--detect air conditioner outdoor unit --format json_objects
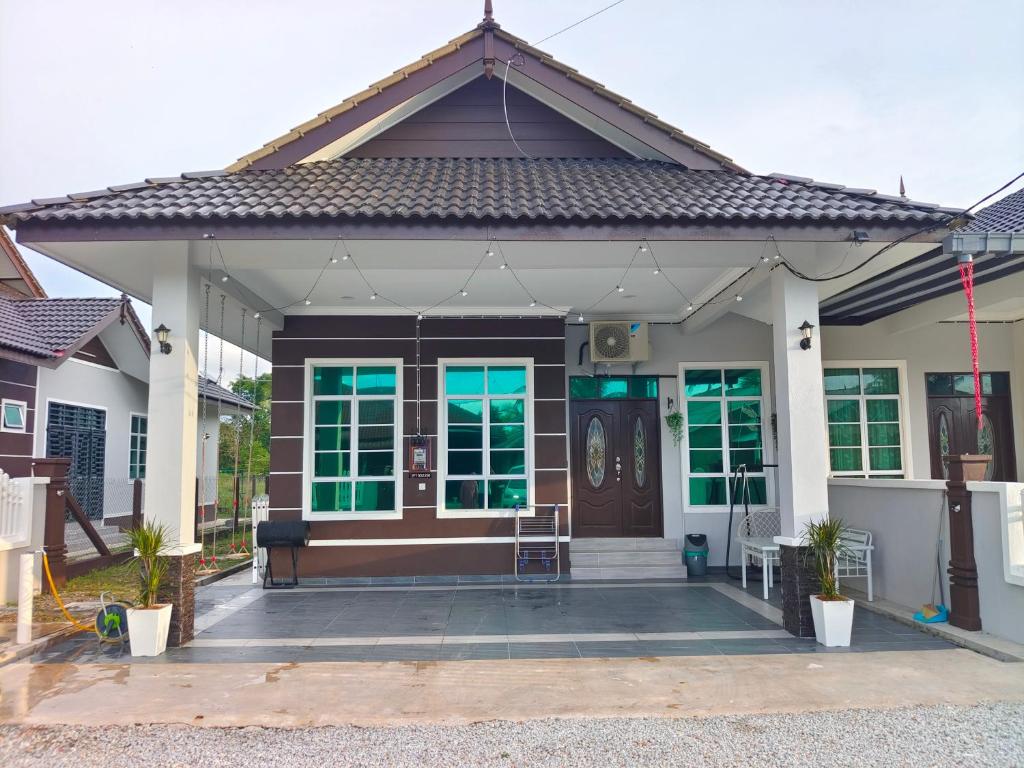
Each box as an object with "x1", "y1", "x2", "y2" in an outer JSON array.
[{"x1": 589, "y1": 321, "x2": 650, "y2": 363}]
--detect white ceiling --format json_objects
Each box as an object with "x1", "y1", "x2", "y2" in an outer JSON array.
[{"x1": 24, "y1": 236, "x2": 939, "y2": 358}]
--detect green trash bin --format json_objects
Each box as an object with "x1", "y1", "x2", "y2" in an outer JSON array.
[{"x1": 683, "y1": 533, "x2": 709, "y2": 577}]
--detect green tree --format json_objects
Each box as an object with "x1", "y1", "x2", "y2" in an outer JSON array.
[{"x1": 218, "y1": 372, "x2": 271, "y2": 477}]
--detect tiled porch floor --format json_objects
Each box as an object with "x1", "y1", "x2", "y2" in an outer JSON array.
[{"x1": 35, "y1": 572, "x2": 955, "y2": 664}]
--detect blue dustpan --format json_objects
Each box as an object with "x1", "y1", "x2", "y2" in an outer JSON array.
[{"x1": 913, "y1": 604, "x2": 948, "y2": 624}]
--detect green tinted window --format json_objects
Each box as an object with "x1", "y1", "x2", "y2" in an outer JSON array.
[
  {"x1": 487, "y1": 366, "x2": 527, "y2": 394},
  {"x1": 356, "y1": 367, "x2": 396, "y2": 395},
  {"x1": 445, "y1": 366, "x2": 485, "y2": 395},
  {"x1": 689, "y1": 477, "x2": 727, "y2": 505},
  {"x1": 314, "y1": 367, "x2": 353, "y2": 396},
  {"x1": 824, "y1": 368, "x2": 860, "y2": 395},
  {"x1": 825, "y1": 365, "x2": 903, "y2": 476},
  {"x1": 443, "y1": 363, "x2": 530, "y2": 510},
  {"x1": 569, "y1": 376, "x2": 657, "y2": 399},
  {"x1": 725, "y1": 369, "x2": 761, "y2": 396},
  {"x1": 687, "y1": 400, "x2": 721, "y2": 425},
  {"x1": 684, "y1": 370, "x2": 722, "y2": 398},
  {"x1": 309, "y1": 363, "x2": 398, "y2": 514}
]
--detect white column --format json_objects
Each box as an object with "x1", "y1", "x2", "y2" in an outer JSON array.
[
  {"x1": 771, "y1": 267, "x2": 830, "y2": 542},
  {"x1": 142, "y1": 244, "x2": 202, "y2": 555},
  {"x1": 1013, "y1": 322, "x2": 1024, "y2": 481}
]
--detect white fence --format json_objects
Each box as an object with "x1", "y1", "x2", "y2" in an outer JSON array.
[
  {"x1": 0, "y1": 471, "x2": 31, "y2": 551},
  {"x1": 251, "y1": 494, "x2": 270, "y2": 585}
]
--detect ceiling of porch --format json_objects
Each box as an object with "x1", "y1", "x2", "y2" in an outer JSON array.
[{"x1": 24, "y1": 236, "x2": 938, "y2": 359}]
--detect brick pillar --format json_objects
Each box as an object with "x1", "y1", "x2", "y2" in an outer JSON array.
[
  {"x1": 780, "y1": 544, "x2": 821, "y2": 638},
  {"x1": 944, "y1": 454, "x2": 988, "y2": 631},
  {"x1": 33, "y1": 457, "x2": 71, "y2": 592},
  {"x1": 157, "y1": 552, "x2": 198, "y2": 646}
]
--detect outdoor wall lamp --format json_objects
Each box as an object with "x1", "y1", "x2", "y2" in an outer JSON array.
[
  {"x1": 799, "y1": 320, "x2": 815, "y2": 350},
  {"x1": 154, "y1": 324, "x2": 173, "y2": 355}
]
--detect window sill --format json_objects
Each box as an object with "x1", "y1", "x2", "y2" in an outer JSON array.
[
  {"x1": 437, "y1": 508, "x2": 535, "y2": 519},
  {"x1": 304, "y1": 511, "x2": 403, "y2": 521}
]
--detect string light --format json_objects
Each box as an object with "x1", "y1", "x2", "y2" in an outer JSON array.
[
  {"x1": 330, "y1": 256, "x2": 339, "y2": 264},
  {"x1": 304, "y1": 299, "x2": 312, "y2": 305},
  {"x1": 253, "y1": 312, "x2": 260, "y2": 319},
  {"x1": 735, "y1": 294, "x2": 743, "y2": 302},
  {"x1": 500, "y1": 263, "x2": 508, "y2": 270},
  {"x1": 686, "y1": 303, "x2": 694, "y2": 312},
  {"x1": 460, "y1": 289, "x2": 469, "y2": 297},
  {"x1": 529, "y1": 299, "x2": 537, "y2": 307},
  {"x1": 652, "y1": 268, "x2": 660, "y2": 275},
  {"x1": 221, "y1": 275, "x2": 228, "y2": 282},
  {"x1": 370, "y1": 292, "x2": 378, "y2": 300},
  {"x1": 486, "y1": 248, "x2": 495, "y2": 257},
  {"x1": 577, "y1": 312, "x2": 584, "y2": 322},
  {"x1": 616, "y1": 285, "x2": 624, "y2": 292}
]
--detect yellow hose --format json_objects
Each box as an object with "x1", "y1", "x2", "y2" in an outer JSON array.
[{"x1": 41, "y1": 551, "x2": 95, "y2": 634}]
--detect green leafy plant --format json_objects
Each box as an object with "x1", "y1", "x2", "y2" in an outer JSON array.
[
  {"x1": 127, "y1": 521, "x2": 171, "y2": 608},
  {"x1": 803, "y1": 517, "x2": 852, "y2": 600},
  {"x1": 665, "y1": 410, "x2": 684, "y2": 447}
]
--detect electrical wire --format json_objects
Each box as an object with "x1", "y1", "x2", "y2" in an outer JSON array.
[
  {"x1": 778, "y1": 169, "x2": 1024, "y2": 283},
  {"x1": 531, "y1": 0, "x2": 628, "y2": 47}
]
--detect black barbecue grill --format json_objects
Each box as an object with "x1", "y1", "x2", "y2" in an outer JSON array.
[{"x1": 256, "y1": 521, "x2": 310, "y2": 588}]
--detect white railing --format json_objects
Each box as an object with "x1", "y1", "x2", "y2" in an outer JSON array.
[
  {"x1": 0, "y1": 471, "x2": 31, "y2": 551},
  {"x1": 251, "y1": 494, "x2": 270, "y2": 585}
]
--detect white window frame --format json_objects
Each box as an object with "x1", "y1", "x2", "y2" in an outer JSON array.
[
  {"x1": 678, "y1": 362, "x2": 775, "y2": 514},
  {"x1": 129, "y1": 412, "x2": 148, "y2": 480},
  {"x1": 302, "y1": 358, "x2": 404, "y2": 521},
  {"x1": 822, "y1": 360, "x2": 912, "y2": 479},
  {"x1": 1, "y1": 398, "x2": 27, "y2": 434},
  {"x1": 437, "y1": 357, "x2": 535, "y2": 519}
]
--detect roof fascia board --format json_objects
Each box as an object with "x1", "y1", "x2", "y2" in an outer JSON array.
[
  {"x1": 242, "y1": 38, "x2": 486, "y2": 171},
  {"x1": 16, "y1": 220, "x2": 948, "y2": 245},
  {"x1": 499, "y1": 64, "x2": 662, "y2": 161},
  {"x1": 300, "y1": 67, "x2": 484, "y2": 163},
  {"x1": 877, "y1": 269, "x2": 1024, "y2": 334},
  {"x1": 1, "y1": 227, "x2": 45, "y2": 297},
  {"x1": 490, "y1": 37, "x2": 738, "y2": 171}
]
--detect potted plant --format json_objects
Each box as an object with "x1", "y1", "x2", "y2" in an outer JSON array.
[
  {"x1": 664, "y1": 410, "x2": 684, "y2": 447},
  {"x1": 126, "y1": 521, "x2": 173, "y2": 657},
  {"x1": 804, "y1": 517, "x2": 854, "y2": 647}
]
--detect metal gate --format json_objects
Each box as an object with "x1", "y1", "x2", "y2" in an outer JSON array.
[{"x1": 46, "y1": 402, "x2": 107, "y2": 520}]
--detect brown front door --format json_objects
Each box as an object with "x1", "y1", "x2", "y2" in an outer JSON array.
[
  {"x1": 570, "y1": 399, "x2": 662, "y2": 537},
  {"x1": 926, "y1": 372, "x2": 1017, "y2": 481}
]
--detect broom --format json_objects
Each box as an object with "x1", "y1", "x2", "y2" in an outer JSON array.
[{"x1": 914, "y1": 493, "x2": 948, "y2": 624}]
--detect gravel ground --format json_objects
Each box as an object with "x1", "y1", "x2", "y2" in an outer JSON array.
[{"x1": 1, "y1": 703, "x2": 1022, "y2": 767}]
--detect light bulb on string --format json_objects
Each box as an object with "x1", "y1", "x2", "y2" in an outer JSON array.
[
  {"x1": 652, "y1": 268, "x2": 660, "y2": 275},
  {"x1": 577, "y1": 313, "x2": 584, "y2": 322},
  {"x1": 639, "y1": 243, "x2": 648, "y2": 253},
  {"x1": 342, "y1": 253, "x2": 350, "y2": 261},
  {"x1": 253, "y1": 312, "x2": 260, "y2": 319},
  {"x1": 330, "y1": 256, "x2": 339, "y2": 264},
  {"x1": 616, "y1": 285, "x2": 624, "y2": 293},
  {"x1": 500, "y1": 263, "x2": 508, "y2": 270},
  {"x1": 460, "y1": 289, "x2": 469, "y2": 297},
  {"x1": 735, "y1": 294, "x2": 743, "y2": 302},
  {"x1": 221, "y1": 275, "x2": 228, "y2": 283},
  {"x1": 686, "y1": 303, "x2": 694, "y2": 312},
  {"x1": 304, "y1": 299, "x2": 312, "y2": 306},
  {"x1": 529, "y1": 299, "x2": 537, "y2": 307},
  {"x1": 370, "y1": 292, "x2": 378, "y2": 301}
]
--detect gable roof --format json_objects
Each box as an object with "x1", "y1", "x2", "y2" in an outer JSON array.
[
  {"x1": 0, "y1": 295, "x2": 129, "y2": 365},
  {"x1": 0, "y1": 158, "x2": 960, "y2": 229},
  {"x1": 223, "y1": 22, "x2": 744, "y2": 173},
  {"x1": 0, "y1": 227, "x2": 45, "y2": 298}
]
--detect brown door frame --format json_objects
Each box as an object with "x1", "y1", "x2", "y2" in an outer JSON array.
[{"x1": 570, "y1": 397, "x2": 664, "y2": 537}]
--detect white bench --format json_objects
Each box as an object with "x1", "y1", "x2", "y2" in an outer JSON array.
[
  {"x1": 735, "y1": 509, "x2": 874, "y2": 602},
  {"x1": 736, "y1": 507, "x2": 781, "y2": 600},
  {"x1": 836, "y1": 527, "x2": 874, "y2": 602}
]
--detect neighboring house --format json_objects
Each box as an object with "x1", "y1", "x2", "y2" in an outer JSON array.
[
  {"x1": 0, "y1": 228, "x2": 253, "y2": 526},
  {"x1": 1, "y1": 4, "x2": 1021, "y2": 621}
]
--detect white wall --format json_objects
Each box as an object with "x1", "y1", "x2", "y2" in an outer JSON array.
[
  {"x1": 822, "y1": 321, "x2": 1022, "y2": 481},
  {"x1": 971, "y1": 482, "x2": 1024, "y2": 645},
  {"x1": 831, "y1": 477, "x2": 1024, "y2": 646},
  {"x1": 829, "y1": 479, "x2": 951, "y2": 609}
]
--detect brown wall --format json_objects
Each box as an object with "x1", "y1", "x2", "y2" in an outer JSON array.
[
  {"x1": 0, "y1": 358, "x2": 37, "y2": 477},
  {"x1": 72, "y1": 337, "x2": 117, "y2": 369},
  {"x1": 270, "y1": 316, "x2": 569, "y2": 577},
  {"x1": 347, "y1": 77, "x2": 630, "y2": 159}
]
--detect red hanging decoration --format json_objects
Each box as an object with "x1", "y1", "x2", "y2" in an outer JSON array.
[{"x1": 958, "y1": 258, "x2": 983, "y2": 430}]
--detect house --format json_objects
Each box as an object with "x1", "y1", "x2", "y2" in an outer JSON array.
[
  {"x1": 0, "y1": 227, "x2": 253, "y2": 529},
  {"x1": 1, "y1": 5, "x2": 1020, "y2": 645}
]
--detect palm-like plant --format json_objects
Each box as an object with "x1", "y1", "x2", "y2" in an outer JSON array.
[
  {"x1": 803, "y1": 517, "x2": 852, "y2": 600},
  {"x1": 127, "y1": 521, "x2": 171, "y2": 608}
]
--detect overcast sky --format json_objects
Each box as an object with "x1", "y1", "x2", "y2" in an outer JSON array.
[{"x1": 2, "y1": 0, "x2": 1022, "y2": 376}]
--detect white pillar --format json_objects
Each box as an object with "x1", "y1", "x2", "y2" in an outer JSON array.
[
  {"x1": 142, "y1": 245, "x2": 202, "y2": 555},
  {"x1": 1012, "y1": 322, "x2": 1024, "y2": 481},
  {"x1": 771, "y1": 267, "x2": 830, "y2": 542}
]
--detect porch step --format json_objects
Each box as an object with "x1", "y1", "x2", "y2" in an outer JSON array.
[
  {"x1": 569, "y1": 538, "x2": 686, "y2": 580},
  {"x1": 569, "y1": 537, "x2": 680, "y2": 553}
]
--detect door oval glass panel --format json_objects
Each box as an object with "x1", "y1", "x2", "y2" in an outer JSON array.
[
  {"x1": 585, "y1": 417, "x2": 606, "y2": 488},
  {"x1": 938, "y1": 413, "x2": 950, "y2": 479},
  {"x1": 634, "y1": 417, "x2": 647, "y2": 487},
  {"x1": 978, "y1": 414, "x2": 995, "y2": 481}
]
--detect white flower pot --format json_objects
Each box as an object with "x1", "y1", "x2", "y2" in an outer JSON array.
[
  {"x1": 809, "y1": 595, "x2": 854, "y2": 647},
  {"x1": 127, "y1": 604, "x2": 173, "y2": 657}
]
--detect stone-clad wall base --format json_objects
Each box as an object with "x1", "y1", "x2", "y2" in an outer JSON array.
[
  {"x1": 157, "y1": 553, "x2": 197, "y2": 647},
  {"x1": 781, "y1": 545, "x2": 821, "y2": 638}
]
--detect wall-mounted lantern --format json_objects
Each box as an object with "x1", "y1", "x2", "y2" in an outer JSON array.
[
  {"x1": 154, "y1": 324, "x2": 173, "y2": 355},
  {"x1": 798, "y1": 320, "x2": 815, "y2": 351}
]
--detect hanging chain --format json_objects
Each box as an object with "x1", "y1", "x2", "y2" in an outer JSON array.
[{"x1": 246, "y1": 315, "x2": 262, "y2": 483}]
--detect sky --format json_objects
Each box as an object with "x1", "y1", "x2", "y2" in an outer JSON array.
[{"x1": 1, "y1": 0, "x2": 1022, "y2": 378}]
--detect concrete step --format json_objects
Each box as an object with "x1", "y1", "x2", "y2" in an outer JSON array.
[
  {"x1": 571, "y1": 550, "x2": 682, "y2": 568},
  {"x1": 570, "y1": 564, "x2": 689, "y2": 581},
  {"x1": 569, "y1": 537, "x2": 680, "y2": 554}
]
